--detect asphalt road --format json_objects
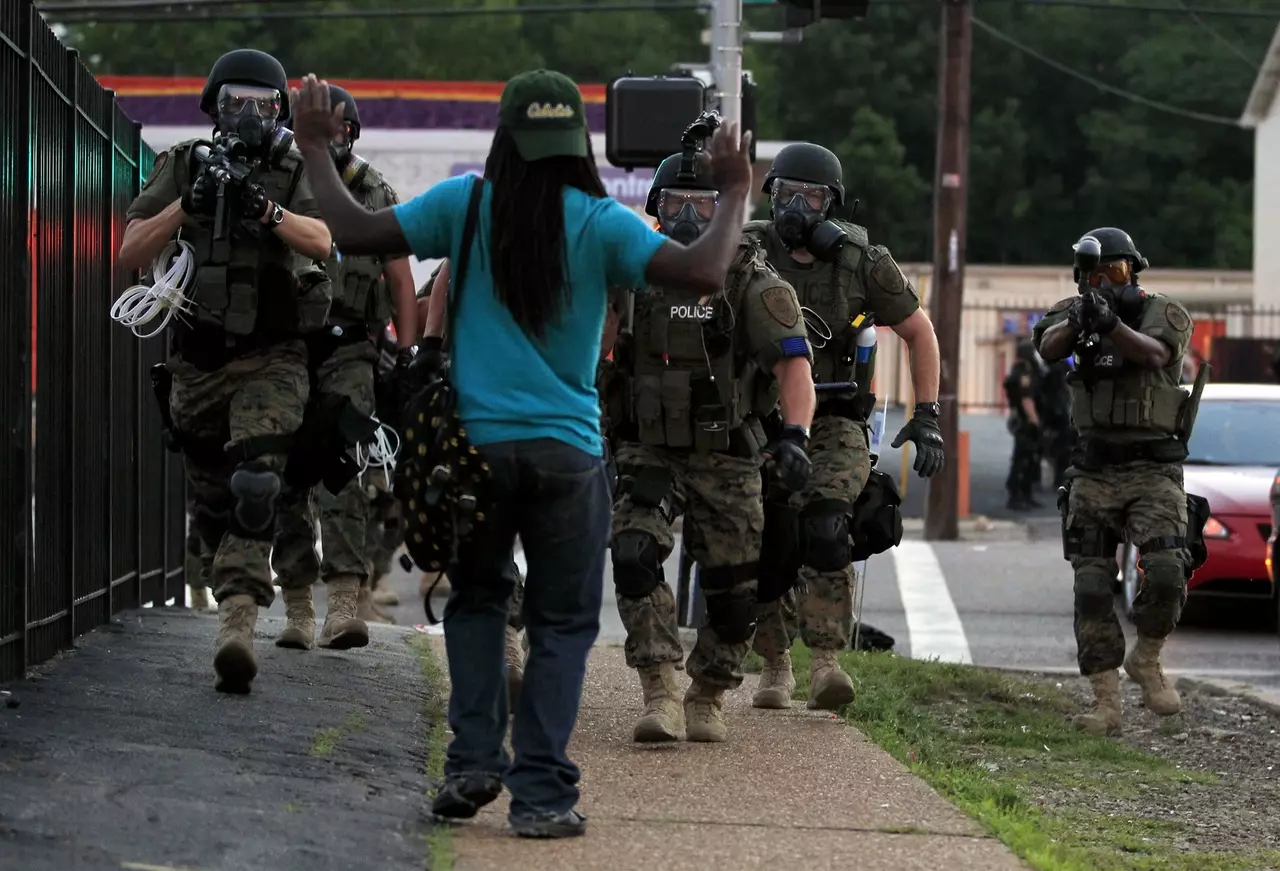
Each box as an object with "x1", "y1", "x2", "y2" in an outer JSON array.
[{"x1": 223, "y1": 408, "x2": 1277, "y2": 698}]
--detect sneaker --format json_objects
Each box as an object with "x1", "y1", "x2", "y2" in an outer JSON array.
[
  {"x1": 430, "y1": 772, "x2": 503, "y2": 820},
  {"x1": 510, "y1": 808, "x2": 588, "y2": 839}
]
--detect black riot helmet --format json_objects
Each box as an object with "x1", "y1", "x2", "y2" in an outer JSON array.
[
  {"x1": 199, "y1": 49, "x2": 291, "y2": 157},
  {"x1": 645, "y1": 153, "x2": 718, "y2": 245},
  {"x1": 761, "y1": 142, "x2": 845, "y2": 206},
  {"x1": 1075, "y1": 227, "x2": 1148, "y2": 276},
  {"x1": 200, "y1": 49, "x2": 290, "y2": 121},
  {"x1": 328, "y1": 84, "x2": 361, "y2": 140},
  {"x1": 1015, "y1": 338, "x2": 1037, "y2": 363}
]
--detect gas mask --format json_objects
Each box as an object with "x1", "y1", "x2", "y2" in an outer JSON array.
[
  {"x1": 770, "y1": 178, "x2": 832, "y2": 251},
  {"x1": 656, "y1": 188, "x2": 717, "y2": 245},
  {"x1": 216, "y1": 83, "x2": 281, "y2": 153},
  {"x1": 329, "y1": 132, "x2": 371, "y2": 190},
  {"x1": 1082, "y1": 258, "x2": 1145, "y2": 324}
]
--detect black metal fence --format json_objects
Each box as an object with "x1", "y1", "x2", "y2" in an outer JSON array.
[{"x1": 0, "y1": 1, "x2": 186, "y2": 682}]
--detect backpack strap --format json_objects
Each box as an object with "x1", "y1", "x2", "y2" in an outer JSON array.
[{"x1": 444, "y1": 176, "x2": 485, "y2": 354}]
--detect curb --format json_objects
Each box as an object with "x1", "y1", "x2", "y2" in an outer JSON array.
[{"x1": 1173, "y1": 675, "x2": 1280, "y2": 718}]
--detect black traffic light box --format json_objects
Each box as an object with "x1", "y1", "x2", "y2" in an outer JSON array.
[
  {"x1": 778, "y1": 0, "x2": 870, "y2": 28},
  {"x1": 605, "y1": 74, "x2": 758, "y2": 170}
]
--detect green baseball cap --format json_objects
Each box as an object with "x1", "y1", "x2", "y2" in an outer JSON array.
[{"x1": 499, "y1": 69, "x2": 588, "y2": 162}]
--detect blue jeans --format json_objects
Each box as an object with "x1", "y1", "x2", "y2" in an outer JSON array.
[{"x1": 441, "y1": 438, "x2": 610, "y2": 817}]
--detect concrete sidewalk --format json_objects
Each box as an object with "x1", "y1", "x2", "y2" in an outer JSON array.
[
  {"x1": 444, "y1": 645, "x2": 1027, "y2": 871},
  {"x1": 0, "y1": 610, "x2": 436, "y2": 871}
]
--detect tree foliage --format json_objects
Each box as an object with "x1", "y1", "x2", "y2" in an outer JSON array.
[{"x1": 63, "y1": 0, "x2": 1276, "y2": 268}]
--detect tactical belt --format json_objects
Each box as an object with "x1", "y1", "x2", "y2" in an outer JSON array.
[
  {"x1": 1138, "y1": 535, "x2": 1186, "y2": 554},
  {"x1": 173, "y1": 324, "x2": 297, "y2": 373},
  {"x1": 1074, "y1": 437, "x2": 1187, "y2": 468},
  {"x1": 814, "y1": 391, "x2": 876, "y2": 424}
]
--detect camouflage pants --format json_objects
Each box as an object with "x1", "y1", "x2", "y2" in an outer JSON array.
[
  {"x1": 185, "y1": 508, "x2": 207, "y2": 589},
  {"x1": 170, "y1": 341, "x2": 310, "y2": 607},
  {"x1": 272, "y1": 340, "x2": 378, "y2": 590},
  {"x1": 1065, "y1": 462, "x2": 1188, "y2": 675},
  {"x1": 364, "y1": 466, "x2": 401, "y2": 585},
  {"x1": 612, "y1": 442, "x2": 763, "y2": 690},
  {"x1": 752, "y1": 415, "x2": 872, "y2": 656}
]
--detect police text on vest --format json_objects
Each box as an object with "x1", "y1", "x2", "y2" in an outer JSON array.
[{"x1": 671, "y1": 305, "x2": 715, "y2": 320}]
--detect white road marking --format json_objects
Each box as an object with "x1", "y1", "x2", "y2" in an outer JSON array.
[{"x1": 892, "y1": 539, "x2": 972, "y2": 664}]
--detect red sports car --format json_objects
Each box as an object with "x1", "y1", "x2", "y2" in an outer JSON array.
[{"x1": 1116, "y1": 383, "x2": 1280, "y2": 630}]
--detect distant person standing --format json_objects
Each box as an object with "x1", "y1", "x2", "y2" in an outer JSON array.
[
  {"x1": 1038, "y1": 358, "x2": 1073, "y2": 490},
  {"x1": 1003, "y1": 338, "x2": 1043, "y2": 510}
]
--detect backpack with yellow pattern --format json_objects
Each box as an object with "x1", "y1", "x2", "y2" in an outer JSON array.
[{"x1": 396, "y1": 176, "x2": 492, "y2": 572}]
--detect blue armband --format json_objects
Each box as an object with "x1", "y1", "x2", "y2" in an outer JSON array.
[{"x1": 779, "y1": 336, "x2": 810, "y2": 358}]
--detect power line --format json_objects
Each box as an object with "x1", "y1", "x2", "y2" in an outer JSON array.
[
  {"x1": 1169, "y1": 0, "x2": 1262, "y2": 70},
  {"x1": 38, "y1": 1, "x2": 708, "y2": 21},
  {"x1": 970, "y1": 15, "x2": 1244, "y2": 127}
]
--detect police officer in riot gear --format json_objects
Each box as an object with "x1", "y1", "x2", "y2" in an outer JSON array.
[
  {"x1": 746, "y1": 142, "x2": 944, "y2": 711},
  {"x1": 118, "y1": 48, "x2": 333, "y2": 694},
  {"x1": 1034, "y1": 227, "x2": 1204, "y2": 736},
  {"x1": 609, "y1": 153, "x2": 816, "y2": 744},
  {"x1": 269, "y1": 82, "x2": 419, "y2": 651},
  {"x1": 1004, "y1": 338, "x2": 1044, "y2": 510}
]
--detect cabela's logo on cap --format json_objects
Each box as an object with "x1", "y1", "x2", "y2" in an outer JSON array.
[{"x1": 526, "y1": 102, "x2": 575, "y2": 120}]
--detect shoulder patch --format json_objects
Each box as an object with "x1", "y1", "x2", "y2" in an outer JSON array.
[
  {"x1": 141, "y1": 150, "x2": 170, "y2": 191},
  {"x1": 1046, "y1": 297, "x2": 1075, "y2": 315},
  {"x1": 1164, "y1": 301, "x2": 1191, "y2": 333},
  {"x1": 1019, "y1": 375, "x2": 1031, "y2": 388},
  {"x1": 867, "y1": 248, "x2": 907, "y2": 295},
  {"x1": 761, "y1": 285, "x2": 800, "y2": 328}
]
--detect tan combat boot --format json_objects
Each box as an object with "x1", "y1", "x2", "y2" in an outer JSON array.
[
  {"x1": 1073, "y1": 669, "x2": 1124, "y2": 736},
  {"x1": 189, "y1": 585, "x2": 211, "y2": 612},
  {"x1": 752, "y1": 650, "x2": 796, "y2": 709},
  {"x1": 1124, "y1": 635, "x2": 1182, "y2": 715},
  {"x1": 807, "y1": 648, "x2": 856, "y2": 710},
  {"x1": 317, "y1": 575, "x2": 370, "y2": 650},
  {"x1": 684, "y1": 680, "x2": 729, "y2": 743},
  {"x1": 357, "y1": 584, "x2": 396, "y2": 625},
  {"x1": 506, "y1": 626, "x2": 525, "y2": 712},
  {"x1": 213, "y1": 594, "x2": 259, "y2": 694},
  {"x1": 633, "y1": 663, "x2": 686, "y2": 743},
  {"x1": 275, "y1": 585, "x2": 315, "y2": 650},
  {"x1": 372, "y1": 576, "x2": 400, "y2": 607}
]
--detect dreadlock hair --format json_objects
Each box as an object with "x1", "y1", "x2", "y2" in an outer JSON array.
[{"x1": 484, "y1": 126, "x2": 607, "y2": 340}]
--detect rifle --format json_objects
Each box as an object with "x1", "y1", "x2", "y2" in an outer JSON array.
[{"x1": 1069, "y1": 235, "x2": 1103, "y2": 389}]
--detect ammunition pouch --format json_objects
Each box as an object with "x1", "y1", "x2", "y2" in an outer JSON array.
[
  {"x1": 1072, "y1": 437, "x2": 1188, "y2": 470},
  {"x1": 293, "y1": 262, "x2": 334, "y2": 335},
  {"x1": 282, "y1": 392, "x2": 380, "y2": 495},
  {"x1": 848, "y1": 469, "x2": 903, "y2": 562},
  {"x1": 757, "y1": 490, "x2": 802, "y2": 604}
]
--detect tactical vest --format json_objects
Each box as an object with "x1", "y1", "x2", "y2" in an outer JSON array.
[
  {"x1": 1071, "y1": 321, "x2": 1186, "y2": 439},
  {"x1": 173, "y1": 140, "x2": 331, "y2": 337},
  {"x1": 621, "y1": 244, "x2": 765, "y2": 453},
  {"x1": 742, "y1": 219, "x2": 876, "y2": 413},
  {"x1": 325, "y1": 164, "x2": 395, "y2": 327}
]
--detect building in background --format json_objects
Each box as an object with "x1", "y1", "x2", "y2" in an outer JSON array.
[{"x1": 1242, "y1": 24, "x2": 1280, "y2": 310}]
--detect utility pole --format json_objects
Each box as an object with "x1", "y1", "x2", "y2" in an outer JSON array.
[
  {"x1": 708, "y1": 0, "x2": 749, "y2": 220},
  {"x1": 923, "y1": 0, "x2": 971, "y2": 542}
]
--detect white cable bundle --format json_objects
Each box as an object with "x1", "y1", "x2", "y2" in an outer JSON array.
[
  {"x1": 357, "y1": 420, "x2": 401, "y2": 488},
  {"x1": 110, "y1": 239, "x2": 197, "y2": 339}
]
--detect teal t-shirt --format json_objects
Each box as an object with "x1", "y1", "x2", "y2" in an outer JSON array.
[{"x1": 393, "y1": 174, "x2": 664, "y2": 456}]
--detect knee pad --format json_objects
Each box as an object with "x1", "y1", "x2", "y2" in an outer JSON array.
[
  {"x1": 1138, "y1": 550, "x2": 1186, "y2": 601},
  {"x1": 610, "y1": 531, "x2": 664, "y2": 599},
  {"x1": 799, "y1": 499, "x2": 852, "y2": 572},
  {"x1": 229, "y1": 461, "x2": 282, "y2": 541},
  {"x1": 701, "y1": 563, "x2": 758, "y2": 644},
  {"x1": 1073, "y1": 565, "x2": 1116, "y2": 619}
]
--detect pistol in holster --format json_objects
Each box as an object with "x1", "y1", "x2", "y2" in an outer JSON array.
[{"x1": 149, "y1": 363, "x2": 182, "y2": 454}]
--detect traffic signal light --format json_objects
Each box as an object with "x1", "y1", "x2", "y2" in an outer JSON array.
[{"x1": 778, "y1": 0, "x2": 870, "y2": 28}]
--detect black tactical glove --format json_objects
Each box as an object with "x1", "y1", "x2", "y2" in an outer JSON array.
[
  {"x1": 763, "y1": 424, "x2": 813, "y2": 493},
  {"x1": 413, "y1": 336, "x2": 447, "y2": 379},
  {"x1": 1080, "y1": 291, "x2": 1119, "y2": 335},
  {"x1": 240, "y1": 183, "x2": 270, "y2": 222},
  {"x1": 891, "y1": 404, "x2": 945, "y2": 478},
  {"x1": 1067, "y1": 297, "x2": 1085, "y2": 333},
  {"x1": 393, "y1": 346, "x2": 416, "y2": 420},
  {"x1": 181, "y1": 171, "x2": 217, "y2": 217}
]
